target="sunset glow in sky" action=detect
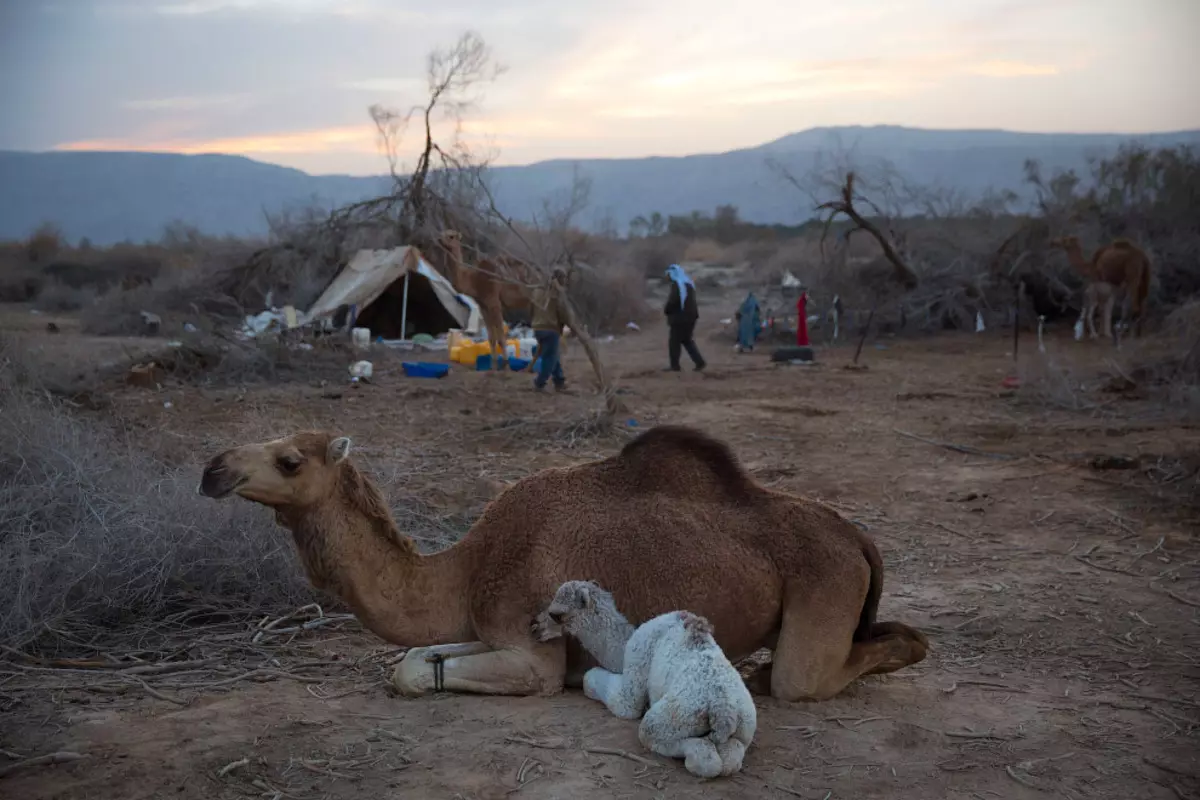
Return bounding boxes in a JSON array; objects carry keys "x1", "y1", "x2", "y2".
[{"x1": 2, "y1": 0, "x2": 1198, "y2": 174}]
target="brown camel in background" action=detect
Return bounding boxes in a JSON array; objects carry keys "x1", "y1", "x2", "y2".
[
  {"x1": 197, "y1": 425, "x2": 928, "y2": 701},
  {"x1": 1050, "y1": 235, "x2": 1152, "y2": 338},
  {"x1": 434, "y1": 230, "x2": 533, "y2": 366}
]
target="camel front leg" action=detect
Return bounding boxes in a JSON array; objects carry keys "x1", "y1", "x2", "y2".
[
  {"x1": 391, "y1": 642, "x2": 564, "y2": 697},
  {"x1": 1101, "y1": 293, "x2": 1115, "y2": 341}
]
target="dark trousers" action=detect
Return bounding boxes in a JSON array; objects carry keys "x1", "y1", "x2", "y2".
[
  {"x1": 668, "y1": 318, "x2": 705, "y2": 370},
  {"x1": 533, "y1": 329, "x2": 565, "y2": 388}
]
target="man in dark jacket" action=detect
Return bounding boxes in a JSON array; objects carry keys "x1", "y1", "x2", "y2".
[
  {"x1": 531, "y1": 267, "x2": 570, "y2": 391},
  {"x1": 664, "y1": 264, "x2": 706, "y2": 371}
]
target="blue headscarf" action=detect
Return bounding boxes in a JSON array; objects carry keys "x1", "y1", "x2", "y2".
[{"x1": 666, "y1": 264, "x2": 694, "y2": 307}]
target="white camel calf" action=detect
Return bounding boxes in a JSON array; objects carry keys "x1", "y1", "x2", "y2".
[{"x1": 534, "y1": 580, "x2": 756, "y2": 779}]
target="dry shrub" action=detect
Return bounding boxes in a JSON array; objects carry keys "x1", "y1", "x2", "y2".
[
  {"x1": 628, "y1": 235, "x2": 684, "y2": 278},
  {"x1": 0, "y1": 355, "x2": 316, "y2": 653},
  {"x1": 34, "y1": 280, "x2": 93, "y2": 312},
  {"x1": 569, "y1": 261, "x2": 652, "y2": 333},
  {"x1": 682, "y1": 238, "x2": 728, "y2": 263},
  {"x1": 25, "y1": 223, "x2": 63, "y2": 264},
  {"x1": 0, "y1": 266, "x2": 45, "y2": 302}
]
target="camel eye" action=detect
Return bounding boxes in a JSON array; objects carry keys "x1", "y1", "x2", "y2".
[{"x1": 276, "y1": 455, "x2": 303, "y2": 475}]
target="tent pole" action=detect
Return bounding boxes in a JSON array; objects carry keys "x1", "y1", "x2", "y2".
[{"x1": 400, "y1": 272, "x2": 410, "y2": 341}]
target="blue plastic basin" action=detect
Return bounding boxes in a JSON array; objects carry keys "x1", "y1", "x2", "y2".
[{"x1": 402, "y1": 362, "x2": 450, "y2": 379}]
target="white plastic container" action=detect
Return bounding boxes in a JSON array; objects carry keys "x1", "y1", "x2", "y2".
[
  {"x1": 351, "y1": 327, "x2": 371, "y2": 350},
  {"x1": 518, "y1": 336, "x2": 537, "y2": 358}
]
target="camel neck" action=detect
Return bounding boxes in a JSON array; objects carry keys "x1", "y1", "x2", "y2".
[
  {"x1": 283, "y1": 496, "x2": 476, "y2": 648},
  {"x1": 1064, "y1": 245, "x2": 1096, "y2": 278}
]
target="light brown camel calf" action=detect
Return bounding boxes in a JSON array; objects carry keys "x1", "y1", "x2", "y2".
[
  {"x1": 1051, "y1": 235, "x2": 1152, "y2": 338},
  {"x1": 1077, "y1": 279, "x2": 1116, "y2": 340},
  {"x1": 434, "y1": 230, "x2": 533, "y2": 368},
  {"x1": 198, "y1": 426, "x2": 928, "y2": 701}
]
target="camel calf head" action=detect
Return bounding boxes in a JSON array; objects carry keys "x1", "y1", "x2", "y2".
[
  {"x1": 198, "y1": 431, "x2": 352, "y2": 508},
  {"x1": 544, "y1": 579, "x2": 602, "y2": 626}
]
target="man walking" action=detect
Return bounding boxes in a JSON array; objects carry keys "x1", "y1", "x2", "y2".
[
  {"x1": 531, "y1": 267, "x2": 570, "y2": 392},
  {"x1": 664, "y1": 264, "x2": 706, "y2": 371}
]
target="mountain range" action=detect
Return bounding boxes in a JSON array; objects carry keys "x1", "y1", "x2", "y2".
[{"x1": 2, "y1": 125, "x2": 1198, "y2": 245}]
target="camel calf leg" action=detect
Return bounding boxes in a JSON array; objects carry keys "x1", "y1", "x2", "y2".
[{"x1": 391, "y1": 642, "x2": 565, "y2": 697}]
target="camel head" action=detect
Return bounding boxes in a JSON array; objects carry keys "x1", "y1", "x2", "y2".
[
  {"x1": 545, "y1": 579, "x2": 605, "y2": 625},
  {"x1": 198, "y1": 431, "x2": 353, "y2": 508},
  {"x1": 1049, "y1": 235, "x2": 1081, "y2": 252}
]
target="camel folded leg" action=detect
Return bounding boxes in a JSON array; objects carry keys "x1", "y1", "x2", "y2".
[
  {"x1": 767, "y1": 579, "x2": 928, "y2": 702},
  {"x1": 638, "y1": 699, "x2": 722, "y2": 779},
  {"x1": 391, "y1": 641, "x2": 564, "y2": 697}
]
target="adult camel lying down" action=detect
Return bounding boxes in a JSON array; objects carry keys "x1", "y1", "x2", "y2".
[{"x1": 197, "y1": 426, "x2": 928, "y2": 700}]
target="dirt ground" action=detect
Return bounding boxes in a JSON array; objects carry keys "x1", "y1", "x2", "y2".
[{"x1": 2, "y1": 296, "x2": 1198, "y2": 800}]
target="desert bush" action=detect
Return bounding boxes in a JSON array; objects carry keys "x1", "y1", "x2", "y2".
[
  {"x1": 34, "y1": 280, "x2": 93, "y2": 312},
  {"x1": 629, "y1": 235, "x2": 683, "y2": 278},
  {"x1": 682, "y1": 238, "x2": 728, "y2": 263},
  {"x1": 26, "y1": 222, "x2": 63, "y2": 263},
  {"x1": 0, "y1": 266, "x2": 43, "y2": 302},
  {"x1": 0, "y1": 354, "x2": 316, "y2": 653},
  {"x1": 568, "y1": 261, "x2": 652, "y2": 333}
]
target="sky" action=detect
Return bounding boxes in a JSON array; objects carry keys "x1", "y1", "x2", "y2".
[{"x1": 2, "y1": 0, "x2": 1198, "y2": 175}]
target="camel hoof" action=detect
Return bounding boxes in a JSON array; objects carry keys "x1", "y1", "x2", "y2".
[
  {"x1": 531, "y1": 611, "x2": 563, "y2": 643},
  {"x1": 390, "y1": 648, "x2": 438, "y2": 697}
]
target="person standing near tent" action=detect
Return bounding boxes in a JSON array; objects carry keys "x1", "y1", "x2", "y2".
[
  {"x1": 664, "y1": 264, "x2": 706, "y2": 371},
  {"x1": 735, "y1": 292, "x2": 761, "y2": 352},
  {"x1": 531, "y1": 267, "x2": 570, "y2": 392}
]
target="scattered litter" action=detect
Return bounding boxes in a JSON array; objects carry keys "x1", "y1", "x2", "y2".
[
  {"x1": 296, "y1": 342, "x2": 314, "y2": 351},
  {"x1": 806, "y1": 315, "x2": 819, "y2": 324},
  {"x1": 45, "y1": 322, "x2": 59, "y2": 333},
  {"x1": 720, "y1": 318, "x2": 733, "y2": 325},
  {"x1": 183, "y1": 322, "x2": 198, "y2": 333},
  {"x1": 163, "y1": 400, "x2": 173, "y2": 409},
  {"x1": 166, "y1": 340, "x2": 183, "y2": 348},
  {"x1": 781, "y1": 271, "x2": 802, "y2": 289},
  {"x1": 282, "y1": 306, "x2": 298, "y2": 329},
  {"x1": 29, "y1": 309, "x2": 42, "y2": 315},
  {"x1": 626, "y1": 418, "x2": 639, "y2": 427},
  {"x1": 240, "y1": 309, "x2": 284, "y2": 338},
  {"x1": 602, "y1": 335, "x2": 615, "y2": 343},
  {"x1": 349, "y1": 360, "x2": 373, "y2": 380},
  {"x1": 126, "y1": 362, "x2": 163, "y2": 389},
  {"x1": 351, "y1": 327, "x2": 371, "y2": 350},
  {"x1": 975, "y1": 311, "x2": 985, "y2": 333},
  {"x1": 1074, "y1": 318, "x2": 1084, "y2": 341},
  {"x1": 140, "y1": 310, "x2": 162, "y2": 335},
  {"x1": 625, "y1": 321, "x2": 641, "y2": 331}
]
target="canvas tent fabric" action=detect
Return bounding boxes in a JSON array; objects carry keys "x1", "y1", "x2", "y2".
[{"x1": 302, "y1": 246, "x2": 481, "y2": 338}]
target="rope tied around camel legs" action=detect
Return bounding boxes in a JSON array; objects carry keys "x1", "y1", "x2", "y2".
[{"x1": 425, "y1": 653, "x2": 445, "y2": 692}]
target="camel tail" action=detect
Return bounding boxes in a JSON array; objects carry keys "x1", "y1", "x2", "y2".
[{"x1": 854, "y1": 536, "x2": 884, "y2": 643}]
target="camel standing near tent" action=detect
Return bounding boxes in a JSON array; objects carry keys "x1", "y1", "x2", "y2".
[
  {"x1": 1050, "y1": 235, "x2": 1152, "y2": 338},
  {"x1": 197, "y1": 425, "x2": 929, "y2": 701},
  {"x1": 434, "y1": 230, "x2": 533, "y2": 366}
]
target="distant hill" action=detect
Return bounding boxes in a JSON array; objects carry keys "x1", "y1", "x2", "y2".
[{"x1": 2, "y1": 125, "x2": 1198, "y2": 245}]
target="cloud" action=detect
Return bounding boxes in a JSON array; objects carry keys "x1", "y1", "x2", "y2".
[
  {"x1": 121, "y1": 92, "x2": 257, "y2": 111},
  {"x1": 57, "y1": 123, "x2": 378, "y2": 155}
]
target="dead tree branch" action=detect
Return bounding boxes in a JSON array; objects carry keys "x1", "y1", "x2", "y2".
[{"x1": 816, "y1": 172, "x2": 919, "y2": 289}]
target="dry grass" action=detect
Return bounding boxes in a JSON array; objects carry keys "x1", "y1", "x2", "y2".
[{"x1": 0, "y1": 353, "x2": 316, "y2": 655}]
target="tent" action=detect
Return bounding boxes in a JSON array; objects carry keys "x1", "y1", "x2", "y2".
[{"x1": 301, "y1": 246, "x2": 481, "y2": 339}]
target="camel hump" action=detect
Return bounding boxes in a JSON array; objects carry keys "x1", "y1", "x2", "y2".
[{"x1": 617, "y1": 426, "x2": 755, "y2": 498}]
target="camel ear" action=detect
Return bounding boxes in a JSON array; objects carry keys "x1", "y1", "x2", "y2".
[
  {"x1": 328, "y1": 437, "x2": 352, "y2": 463},
  {"x1": 581, "y1": 585, "x2": 594, "y2": 611}
]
